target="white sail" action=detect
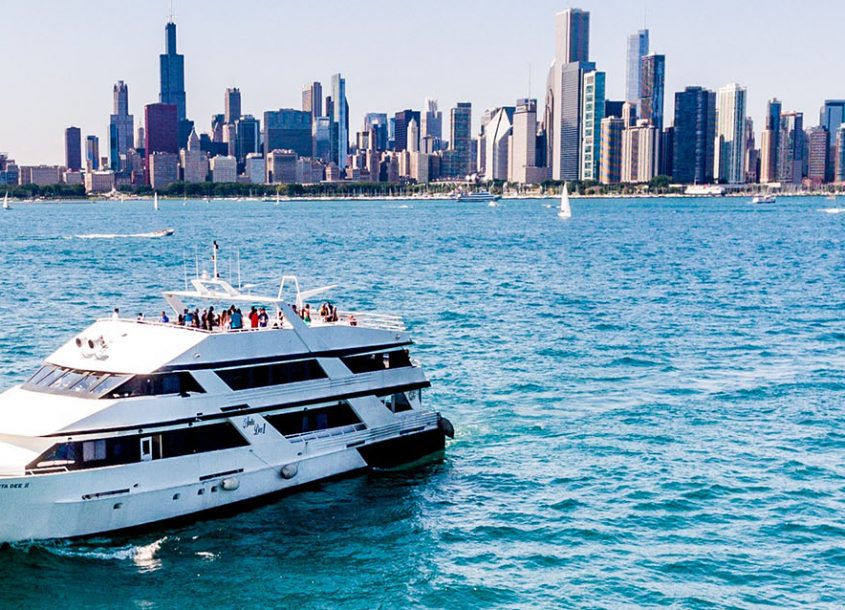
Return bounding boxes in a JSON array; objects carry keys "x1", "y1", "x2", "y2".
[
  {"x1": 153, "y1": 192, "x2": 159, "y2": 211},
  {"x1": 2, "y1": 192, "x2": 9, "y2": 210},
  {"x1": 558, "y1": 183, "x2": 572, "y2": 219}
]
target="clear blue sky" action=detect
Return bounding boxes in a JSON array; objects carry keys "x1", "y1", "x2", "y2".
[{"x1": 2, "y1": 0, "x2": 843, "y2": 165}]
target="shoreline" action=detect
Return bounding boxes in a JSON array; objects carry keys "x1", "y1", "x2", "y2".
[{"x1": 4, "y1": 192, "x2": 844, "y2": 204}]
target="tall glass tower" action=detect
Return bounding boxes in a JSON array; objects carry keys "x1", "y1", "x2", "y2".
[{"x1": 160, "y1": 22, "x2": 186, "y2": 122}]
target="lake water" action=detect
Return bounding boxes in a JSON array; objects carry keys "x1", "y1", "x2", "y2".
[{"x1": 1, "y1": 196, "x2": 845, "y2": 608}]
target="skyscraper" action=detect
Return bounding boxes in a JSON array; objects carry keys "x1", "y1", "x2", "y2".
[
  {"x1": 483, "y1": 107, "x2": 515, "y2": 181},
  {"x1": 599, "y1": 116, "x2": 624, "y2": 184},
  {"x1": 422, "y1": 98, "x2": 443, "y2": 144},
  {"x1": 302, "y1": 82, "x2": 323, "y2": 119},
  {"x1": 364, "y1": 113, "x2": 389, "y2": 151},
  {"x1": 621, "y1": 120, "x2": 659, "y2": 183},
  {"x1": 450, "y1": 102, "x2": 472, "y2": 177},
  {"x1": 555, "y1": 8, "x2": 590, "y2": 64},
  {"x1": 235, "y1": 115, "x2": 260, "y2": 164},
  {"x1": 263, "y1": 110, "x2": 312, "y2": 158},
  {"x1": 394, "y1": 110, "x2": 421, "y2": 152},
  {"x1": 760, "y1": 99, "x2": 783, "y2": 183},
  {"x1": 225, "y1": 88, "x2": 241, "y2": 125},
  {"x1": 673, "y1": 86, "x2": 716, "y2": 184},
  {"x1": 626, "y1": 29, "x2": 649, "y2": 109},
  {"x1": 640, "y1": 54, "x2": 665, "y2": 130},
  {"x1": 546, "y1": 8, "x2": 591, "y2": 181},
  {"x1": 109, "y1": 81, "x2": 134, "y2": 172},
  {"x1": 714, "y1": 83, "x2": 747, "y2": 184},
  {"x1": 835, "y1": 125, "x2": 845, "y2": 183},
  {"x1": 144, "y1": 103, "x2": 179, "y2": 183},
  {"x1": 509, "y1": 99, "x2": 547, "y2": 184},
  {"x1": 86, "y1": 135, "x2": 99, "y2": 171},
  {"x1": 160, "y1": 21, "x2": 187, "y2": 122},
  {"x1": 806, "y1": 126, "x2": 829, "y2": 185},
  {"x1": 580, "y1": 70, "x2": 606, "y2": 181},
  {"x1": 777, "y1": 111, "x2": 804, "y2": 184},
  {"x1": 330, "y1": 74, "x2": 348, "y2": 170},
  {"x1": 65, "y1": 126, "x2": 81, "y2": 171},
  {"x1": 820, "y1": 100, "x2": 845, "y2": 180}
]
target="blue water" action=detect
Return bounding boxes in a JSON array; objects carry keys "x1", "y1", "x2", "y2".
[{"x1": 1, "y1": 197, "x2": 845, "y2": 608}]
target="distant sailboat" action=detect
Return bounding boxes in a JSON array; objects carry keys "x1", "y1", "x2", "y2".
[
  {"x1": 2, "y1": 192, "x2": 9, "y2": 211},
  {"x1": 153, "y1": 192, "x2": 160, "y2": 211},
  {"x1": 275, "y1": 192, "x2": 280, "y2": 207},
  {"x1": 558, "y1": 183, "x2": 572, "y2": 219}
]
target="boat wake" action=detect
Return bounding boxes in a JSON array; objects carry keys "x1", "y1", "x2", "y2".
[
  {"x1": 75, "y1": 229, "x2": 175, "y2": 239},
  {"x1": 821, "y1": 208, "x2": 845, "y2": 215},
  {"x1": 11, "y1": 536, "x2": 168, "y2": 571}
]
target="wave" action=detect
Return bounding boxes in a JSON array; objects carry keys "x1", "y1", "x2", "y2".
[
  {"x1": 75, "y1": 230, "x2": 174, "y2": 239},
  {"x1": 821, "y1": 208, "x2": 845, "y2": 214}
]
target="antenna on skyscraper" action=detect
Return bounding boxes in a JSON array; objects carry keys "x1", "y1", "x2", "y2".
[
  {"x1": 643, "y1": 0, "x2": 648, "y2": 28},
  {"x1": 528, "y1": 64, "x2": 532, "y2": 100},
  {"x1": 169, "y1": 0, "x2": 175, "y2": 22}
]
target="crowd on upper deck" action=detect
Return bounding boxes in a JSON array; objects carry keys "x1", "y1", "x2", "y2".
[{"x1": 115, "y1": 301, "x2": 356, "y2": 330}]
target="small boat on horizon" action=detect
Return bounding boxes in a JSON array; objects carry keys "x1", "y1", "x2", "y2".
[
  {"x1": 153, "y1": 192, "x2": 160, "y2": 211},
  {"x1": 2, "y1": 192, "x2": 10, "y2": 211},
  {"x1": 751, "y1": 194, "x2": 777, "y2": 205}
]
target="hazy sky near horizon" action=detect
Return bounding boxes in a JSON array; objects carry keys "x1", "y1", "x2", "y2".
[{"x1": 1, "y1": 0, "x2": 842, "y2": 165}]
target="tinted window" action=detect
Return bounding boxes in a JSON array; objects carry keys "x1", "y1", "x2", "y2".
[
  {"x1": 265, "y1": 402, "x2": 363, "y2": 437},
  {"x1": 216, "y1": 360, "x2": 327, "y2": 391},
  {"x1": 24, "y1": 365, "x2": 131, "y2": 399},
  {"x1": 342, "y1": 350, "x2": 413, "y2": 374},
  {"x1": 27, "y1": 422, "x2": 247, "y2": 473},
  {"x1": 107, "y1": 372, "x2": 205, "y2": 398}
]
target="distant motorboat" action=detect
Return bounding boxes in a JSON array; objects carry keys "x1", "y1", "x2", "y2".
[
  {"x1": 558, "y1": 184, "x2": 572, "y2": 219},
  {"x1": 751, "y1": 194, "x2": 776, "y2": 204},
  {"x1": 456, "y1": 191, "x2": 500, "y2": 203}
]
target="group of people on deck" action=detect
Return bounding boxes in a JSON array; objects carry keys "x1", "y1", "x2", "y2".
[
  {"x1": 171, "y1": 305, "x2": 273, "y2": 331},
  {"x1": 122, "y1": 301, "x2": 357, "y2": 330}
]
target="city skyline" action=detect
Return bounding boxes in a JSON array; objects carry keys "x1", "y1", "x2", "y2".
[{"x1": 2, "y1": 0, "x2": 844, "y2": 165}]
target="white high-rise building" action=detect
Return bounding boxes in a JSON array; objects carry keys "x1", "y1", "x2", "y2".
[
  {"x1": 483, "y1": 107, "x2": 515, "y2": 181},
  {"x1": 621, "y1": 120, "x2": 659, "y2": 183},
  {"x1": 210, "y1": 155, "x2": 237, "y2": 183},
  {"x1": 714, "y1": 83, "x2": 748, "y2": 184},
  {"x1": 331, "y1": 74, "x2": 348, "y2": 170},
  {"x1": 625, "y1": 30, "x2": 649, "y2": 110},
  {"x1": 545, "y1": 8, "x2": 591, "y2": 181}
]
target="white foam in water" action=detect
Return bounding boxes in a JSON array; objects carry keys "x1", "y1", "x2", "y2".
[
  {"x1": 821, "y1": 208, "x2": 845, "y2": 214},
  {"x1": 32, "y1": 536, "x2": 168, "y2": 572},
  {"x1": 74, "y1": 232, "x2": 170, "y2": 239}
]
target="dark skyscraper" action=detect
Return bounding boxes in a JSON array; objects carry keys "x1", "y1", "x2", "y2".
[
  {"x1": 673, "y1": 86, "x2": 716, "y2": 183},
  {"x1": 225, "y1": 88, "x2": 241, "y2": 125},
  {"x1": 144, "y1": 103, "x2": 178, "y2": 182},
  {"x1": 820, "y1": 100, "x2": 845, "y2": 180},
  {"x1": 86, "y1": 135, "x2": 100, "y2": 171},
  {"x1": 263, "y1": 109, "x2": 312, "y2": 158},
  {"x1": 109, "y1": 81, "x2": 134, "y2": 172},
  {"x1": 554, "y1": 8, "x2": 590, "y2": 64},
  {"x1": 235, "y1": 115, "x2": 260, "y2": 163},
  {"x1": 640, "y1": 54, "x2": 666, "y2": 130},
  {"x1": 65, "y1": 126, "x2": 81, "y2": 171},
  {"x1": 450, "y1": 102, "x2": 472, "y2": 177},
  {"x1": 160, "y1": 21, "x2": 187, "y2": 122},
  {"x1": 394, "y1": 110, "x2": 421, "y2": 152}
]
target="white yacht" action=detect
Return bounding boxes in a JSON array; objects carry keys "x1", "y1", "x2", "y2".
[
  {"x1": 455, "y1": 190, "x2": 500, "y2": 203},
  {"x1": 0, "y1": 250, "x2": 453, "y2": 542}
]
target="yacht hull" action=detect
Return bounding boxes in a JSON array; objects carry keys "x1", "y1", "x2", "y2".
[{"x1": 0, "y1": 427, "x2": 445, "y2": 543}]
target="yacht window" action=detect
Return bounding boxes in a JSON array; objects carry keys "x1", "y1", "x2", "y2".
[
  {"x1": 82, "y1": 440, "x2": 107, "y2": 462},
  {"x1": 106, "y1": 372, "x2": 205, "y2": 399},
  {"x1": 216, "y1": 360, "x2": 327, "y2": 391},
  {"x1": 342, "y1": 350, "x2": 413, "y2": 374},
  {"x1": 24, "y1": 365, "x2": 132, "y2": 399},
  {"x1": 264, "y1": 402, "x2": 362, "y2": 437},
  {"x1": 27, "y1": 422, "x2": 248, "y2": 473}
]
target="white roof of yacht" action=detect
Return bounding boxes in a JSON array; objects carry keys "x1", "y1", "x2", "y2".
[{"x1": 47, "y1": 319, "x2": 207, "y2": 375}]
